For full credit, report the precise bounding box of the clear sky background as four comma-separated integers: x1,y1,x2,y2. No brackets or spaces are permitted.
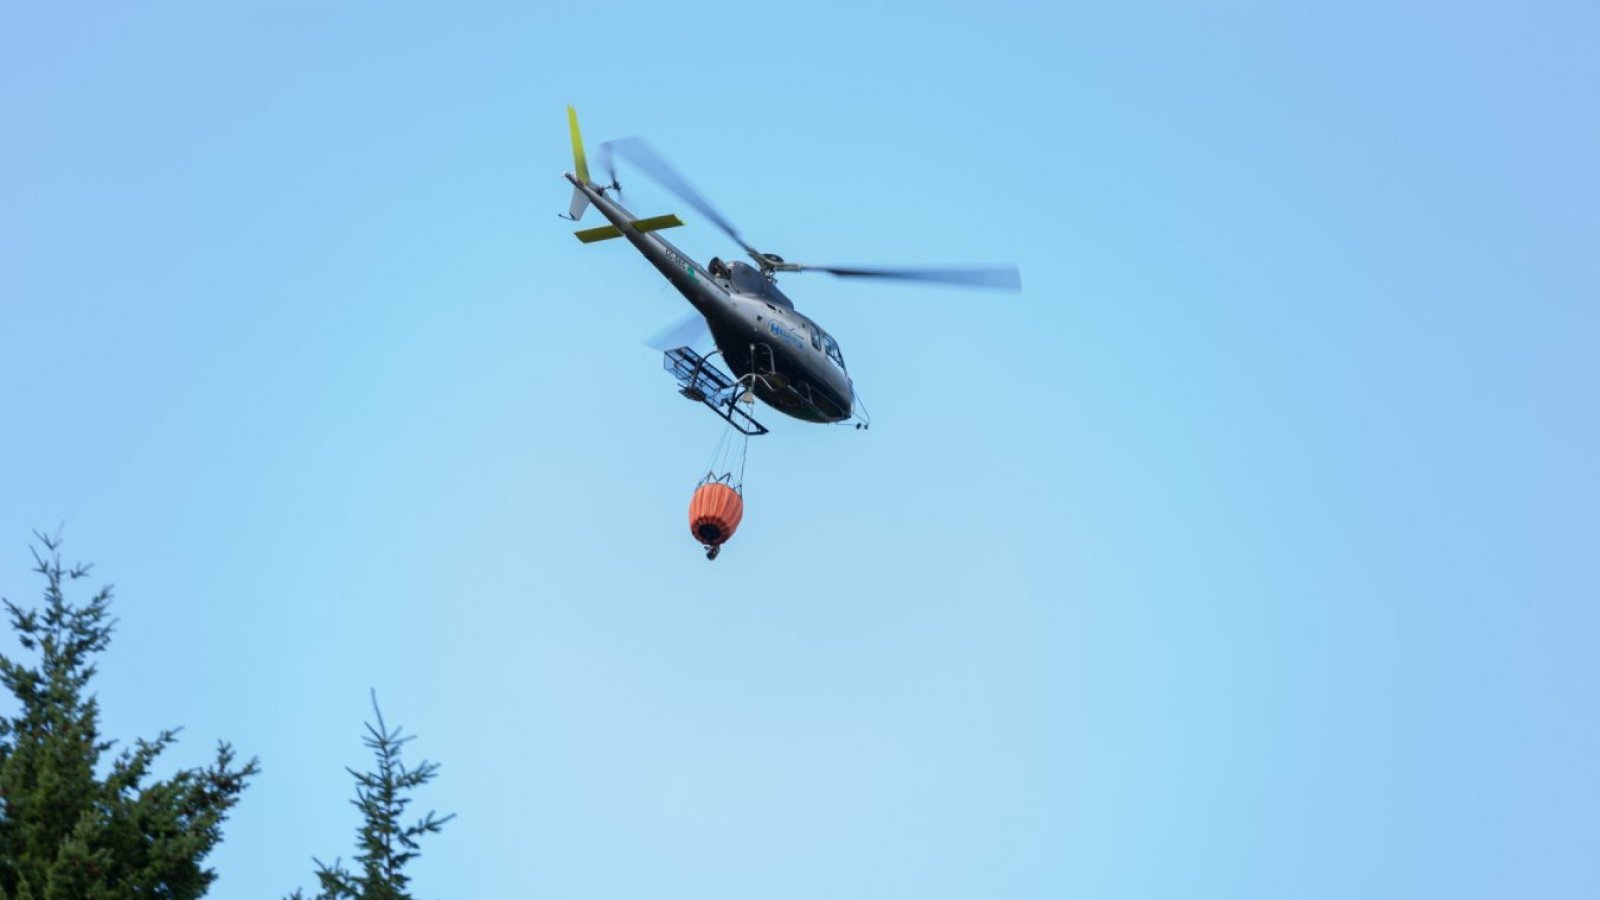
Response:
1,2,1596,898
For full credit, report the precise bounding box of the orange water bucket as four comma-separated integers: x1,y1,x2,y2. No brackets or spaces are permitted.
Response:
689,482,744,558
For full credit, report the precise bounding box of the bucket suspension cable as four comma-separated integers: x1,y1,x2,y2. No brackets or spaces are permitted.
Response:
689,414,752,560
700,414,750,490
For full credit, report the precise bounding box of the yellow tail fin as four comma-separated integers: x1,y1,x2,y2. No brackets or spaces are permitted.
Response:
567,105,591,184
564,106,592,219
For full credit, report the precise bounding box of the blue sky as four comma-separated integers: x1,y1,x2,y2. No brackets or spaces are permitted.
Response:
1,2,1596,897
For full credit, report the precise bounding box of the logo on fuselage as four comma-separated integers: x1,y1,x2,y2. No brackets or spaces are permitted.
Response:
768,321,807,353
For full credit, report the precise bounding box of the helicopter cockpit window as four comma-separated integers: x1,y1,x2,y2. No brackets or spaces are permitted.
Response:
823,334,846,371
810,327,822,351
708,257,729,279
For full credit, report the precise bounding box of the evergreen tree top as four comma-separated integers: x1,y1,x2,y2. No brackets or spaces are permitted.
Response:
288,692,453,900
0,530,258,900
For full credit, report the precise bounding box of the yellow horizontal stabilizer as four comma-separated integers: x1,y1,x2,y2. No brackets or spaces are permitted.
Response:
632,213,683,234
573,213,684,244
574,224,622,243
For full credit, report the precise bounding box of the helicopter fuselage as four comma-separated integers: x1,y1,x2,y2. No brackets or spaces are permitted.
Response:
568,174,854,424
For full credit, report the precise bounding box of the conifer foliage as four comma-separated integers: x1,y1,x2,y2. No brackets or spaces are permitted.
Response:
288,693,452,900
0,531,258,899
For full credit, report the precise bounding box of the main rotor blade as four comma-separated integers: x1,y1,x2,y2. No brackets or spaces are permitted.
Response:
645,311,712,352
790,264,1022,292
603,137,762,260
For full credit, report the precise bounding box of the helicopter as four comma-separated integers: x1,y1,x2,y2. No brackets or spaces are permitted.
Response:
560,106,1021,435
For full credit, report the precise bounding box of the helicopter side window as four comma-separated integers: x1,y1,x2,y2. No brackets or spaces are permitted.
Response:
811,327,822,351
823,335,846,371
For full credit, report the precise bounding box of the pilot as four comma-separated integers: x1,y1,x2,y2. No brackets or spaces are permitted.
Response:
708,257,729,279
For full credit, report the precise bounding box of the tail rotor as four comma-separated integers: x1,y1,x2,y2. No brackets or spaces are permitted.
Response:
597,140,625,201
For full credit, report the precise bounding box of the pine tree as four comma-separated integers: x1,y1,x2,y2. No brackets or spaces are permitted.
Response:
288,693,452,900
0,530,258,899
